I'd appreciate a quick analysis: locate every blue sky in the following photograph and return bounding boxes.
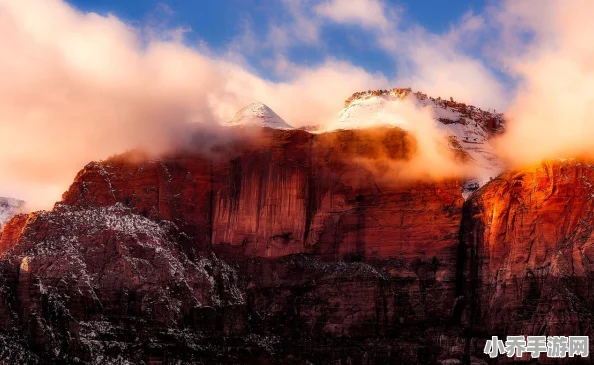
[66,0,490,82]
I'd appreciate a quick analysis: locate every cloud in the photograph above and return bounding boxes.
[227,0,509,112]
[394,31,509,111]
[253,0,322,55]
[7,0,591,211]
[279,0,321,45]
[310,0,508,110]
[491,0,594,167]
[314,0,395,32]
[0,0,388,209]
[325,97,471,181]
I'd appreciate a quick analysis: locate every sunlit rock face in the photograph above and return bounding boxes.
[62,128,464,264]
[460,160,594,352]
[0,213,28,254]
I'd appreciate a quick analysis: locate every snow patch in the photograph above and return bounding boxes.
[226,102,294,129]
[0,197,25,227]
[329,92,506,197]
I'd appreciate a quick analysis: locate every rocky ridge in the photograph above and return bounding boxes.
[337,88,505,193]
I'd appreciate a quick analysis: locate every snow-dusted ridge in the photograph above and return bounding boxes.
[226,102,294,130]
[227,90,505,198]
[331,88,506,196]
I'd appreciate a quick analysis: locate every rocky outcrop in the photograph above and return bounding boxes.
[343,88,505,135]
[0,213,28,253]
[0,203,252,363]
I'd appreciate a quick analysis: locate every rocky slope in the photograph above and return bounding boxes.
[0,204,252,364]
[0,127,593,363]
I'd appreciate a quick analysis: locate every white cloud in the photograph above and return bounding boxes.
[0,0,388,208]
[314,0,394,32]
[278,0,508,109]
[6,0,589,209]
[491,0,594,166]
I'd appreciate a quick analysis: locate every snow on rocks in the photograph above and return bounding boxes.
[0,202,247,362]
[0,197,25,228]
[0,203,250,364]
[225,102,294,130]
[7,203,244,307]
[330,88,506,197]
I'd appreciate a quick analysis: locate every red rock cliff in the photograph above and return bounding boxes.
[62,127,464,263]
[460,160,594,354]
[4,129,594,363]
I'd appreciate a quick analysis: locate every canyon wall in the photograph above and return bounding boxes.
[460,161,594,355]
[1,128,593,363]
[62,128,463,265]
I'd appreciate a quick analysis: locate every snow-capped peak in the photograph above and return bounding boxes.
[226,102,294,130]
[331,88,506,197]
[0,197,26,228]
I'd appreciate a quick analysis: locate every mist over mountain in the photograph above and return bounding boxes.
[2,0,594,363]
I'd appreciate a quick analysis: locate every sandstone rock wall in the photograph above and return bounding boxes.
[4,127,594,363]
[62,128,462,264]
[460,160,594,347]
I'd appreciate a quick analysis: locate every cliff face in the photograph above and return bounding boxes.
[62,128,463,265]
[0,127,471,363]
[460,160,594,339]
[61,128,465,330]
[3,128,594,363]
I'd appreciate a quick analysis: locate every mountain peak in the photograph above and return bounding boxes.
[226,102,294,129]
[333,88,506,196]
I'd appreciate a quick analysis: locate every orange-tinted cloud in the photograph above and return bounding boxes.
[0,0,389,209]
[492,0,594,167]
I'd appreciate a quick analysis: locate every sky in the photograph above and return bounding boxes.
[66,0,487,81]
[3,0,594,209]
[65,0,507,108]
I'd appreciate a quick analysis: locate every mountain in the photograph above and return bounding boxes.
[0,93,591,364]
[2,126,592,363]
[230,90,505,198]
[0,197,25,227]
[335,88,505,193]
[0,128,469,363]
[226,102,294,129]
